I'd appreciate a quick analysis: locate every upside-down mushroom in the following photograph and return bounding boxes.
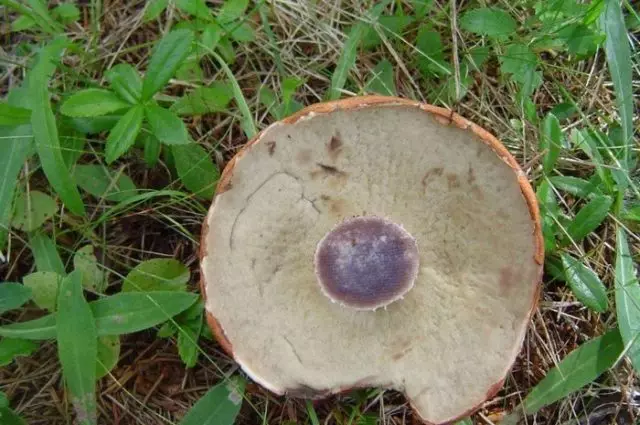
[200,96,543,424]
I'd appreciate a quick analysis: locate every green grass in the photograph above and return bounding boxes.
[1,0,639,424]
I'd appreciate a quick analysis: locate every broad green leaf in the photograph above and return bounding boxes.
[51,3,80,24]
[416,27,451,76]
[460,8,516,38]
[557,24,604,57]
[91,291,199,335]
[0,103,31,126]
[122,258,190,292]
[0,283,32,314]
[365,59,396,96]
[571,129,615,193]
[11,15,36,32]
[176,56,204,82]
[11,190,57,232]
[172,144,219,200]
[145,105,190,145]
[0,314,57,340]
[96,335,120,379]
[566,195,613,243]
[178,376,246,425]
[202,22,223,49]
[74,246,105,292]
[27,0,62,33]
[0,338,38,366]
[30,63,85,216]
[548,176,602,199]
[0,292,199,340]
[105,105,144,163]
[522,329,623,413]
[56,271,97,425]
[537,180,560,253]
[171,84,234,116]
[61,89,130,118]
[0,125,34,249]
[69,115,121,135]
[105,64,142,104]
[143,0,169,22]
[501,44,539,83]
[142,132,161,167]
[600,0,633,171]
[620,204,640,222]
[142,29,195,100]
[229,22,255,42]
[74,164,138,202]
[29,232,65,275]
[615,227,640,372]
[23,271,62,312]
[454,419,472,425]
[540,113,562,174]
[549,103,577,121]
[561,254,608,312]
[218,0,248,23]
[411,0,433,17]
[584,0,605,25]
[177,310,202,368]
[59,125,86,168]
[281,76,304,106]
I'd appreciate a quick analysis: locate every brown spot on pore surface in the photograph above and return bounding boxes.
[311,163,348,180]
[266,141,276,156]
[467,165,476,185]
[446,173,461,189]
[327,133,343,160]
[421,167,444,187]
[297,149,312,164]
[328,199,346,216]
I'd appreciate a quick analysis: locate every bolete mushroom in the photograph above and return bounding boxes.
[200,96,543,424]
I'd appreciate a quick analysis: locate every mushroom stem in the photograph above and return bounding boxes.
[313,216,419,310]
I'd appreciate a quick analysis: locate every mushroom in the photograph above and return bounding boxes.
[200,96,543,424]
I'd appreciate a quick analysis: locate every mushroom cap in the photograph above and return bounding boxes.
[200,96,543,424]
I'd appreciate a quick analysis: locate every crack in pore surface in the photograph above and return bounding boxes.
[228,171,315,250]
[282,334,304,365]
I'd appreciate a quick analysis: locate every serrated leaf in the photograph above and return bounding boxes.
[540,113,562,173]
[521,329,623,413]
[0,125,34,249]
[0,292,199,340]
[57,271,97,425]
[600,0,633,173]
[561,254,608,312]
[74,246,105,292]
[11,190,57,232]
[105,105,144,163]
[0,103,31,126]
[178,376,246,425]
[460,8,516,38]
[365,59,396,96]
[176,0,210,19]
[61,89,131,118]
[143,0,169,22]
[142,29,195,100]
[171,84,234,116]
[0,338,38,366]
[23,271,62,312]
[74,164,138,202]
[30,232,65,275]
[145,105,190,145]
[122,259,190,292]
[501,44,539,83]
[172,144,219,200]
[30,45,85,216]
[566,195,613,243]
[106,64,142,104]
[96,335,120,379]
[615,227,640,372]
[0,283,32,314]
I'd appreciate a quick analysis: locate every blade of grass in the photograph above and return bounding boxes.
[56,271,97,425]
[178,376,246,425]
[0,125,34,250]
[29,232,65,275]
[615,226,640,372]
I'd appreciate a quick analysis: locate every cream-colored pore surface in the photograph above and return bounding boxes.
[202,105,539,424]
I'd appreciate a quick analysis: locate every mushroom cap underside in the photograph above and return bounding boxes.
[200,96,543,425]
